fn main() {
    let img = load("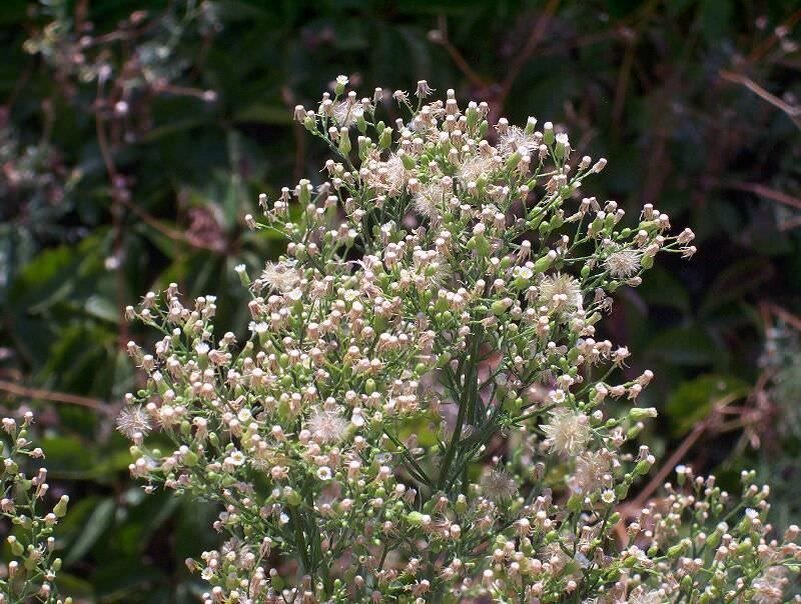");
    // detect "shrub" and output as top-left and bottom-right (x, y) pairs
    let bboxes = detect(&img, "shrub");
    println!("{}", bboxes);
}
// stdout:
(119, 80), (800, 602)
(1, 413), (70, 604)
